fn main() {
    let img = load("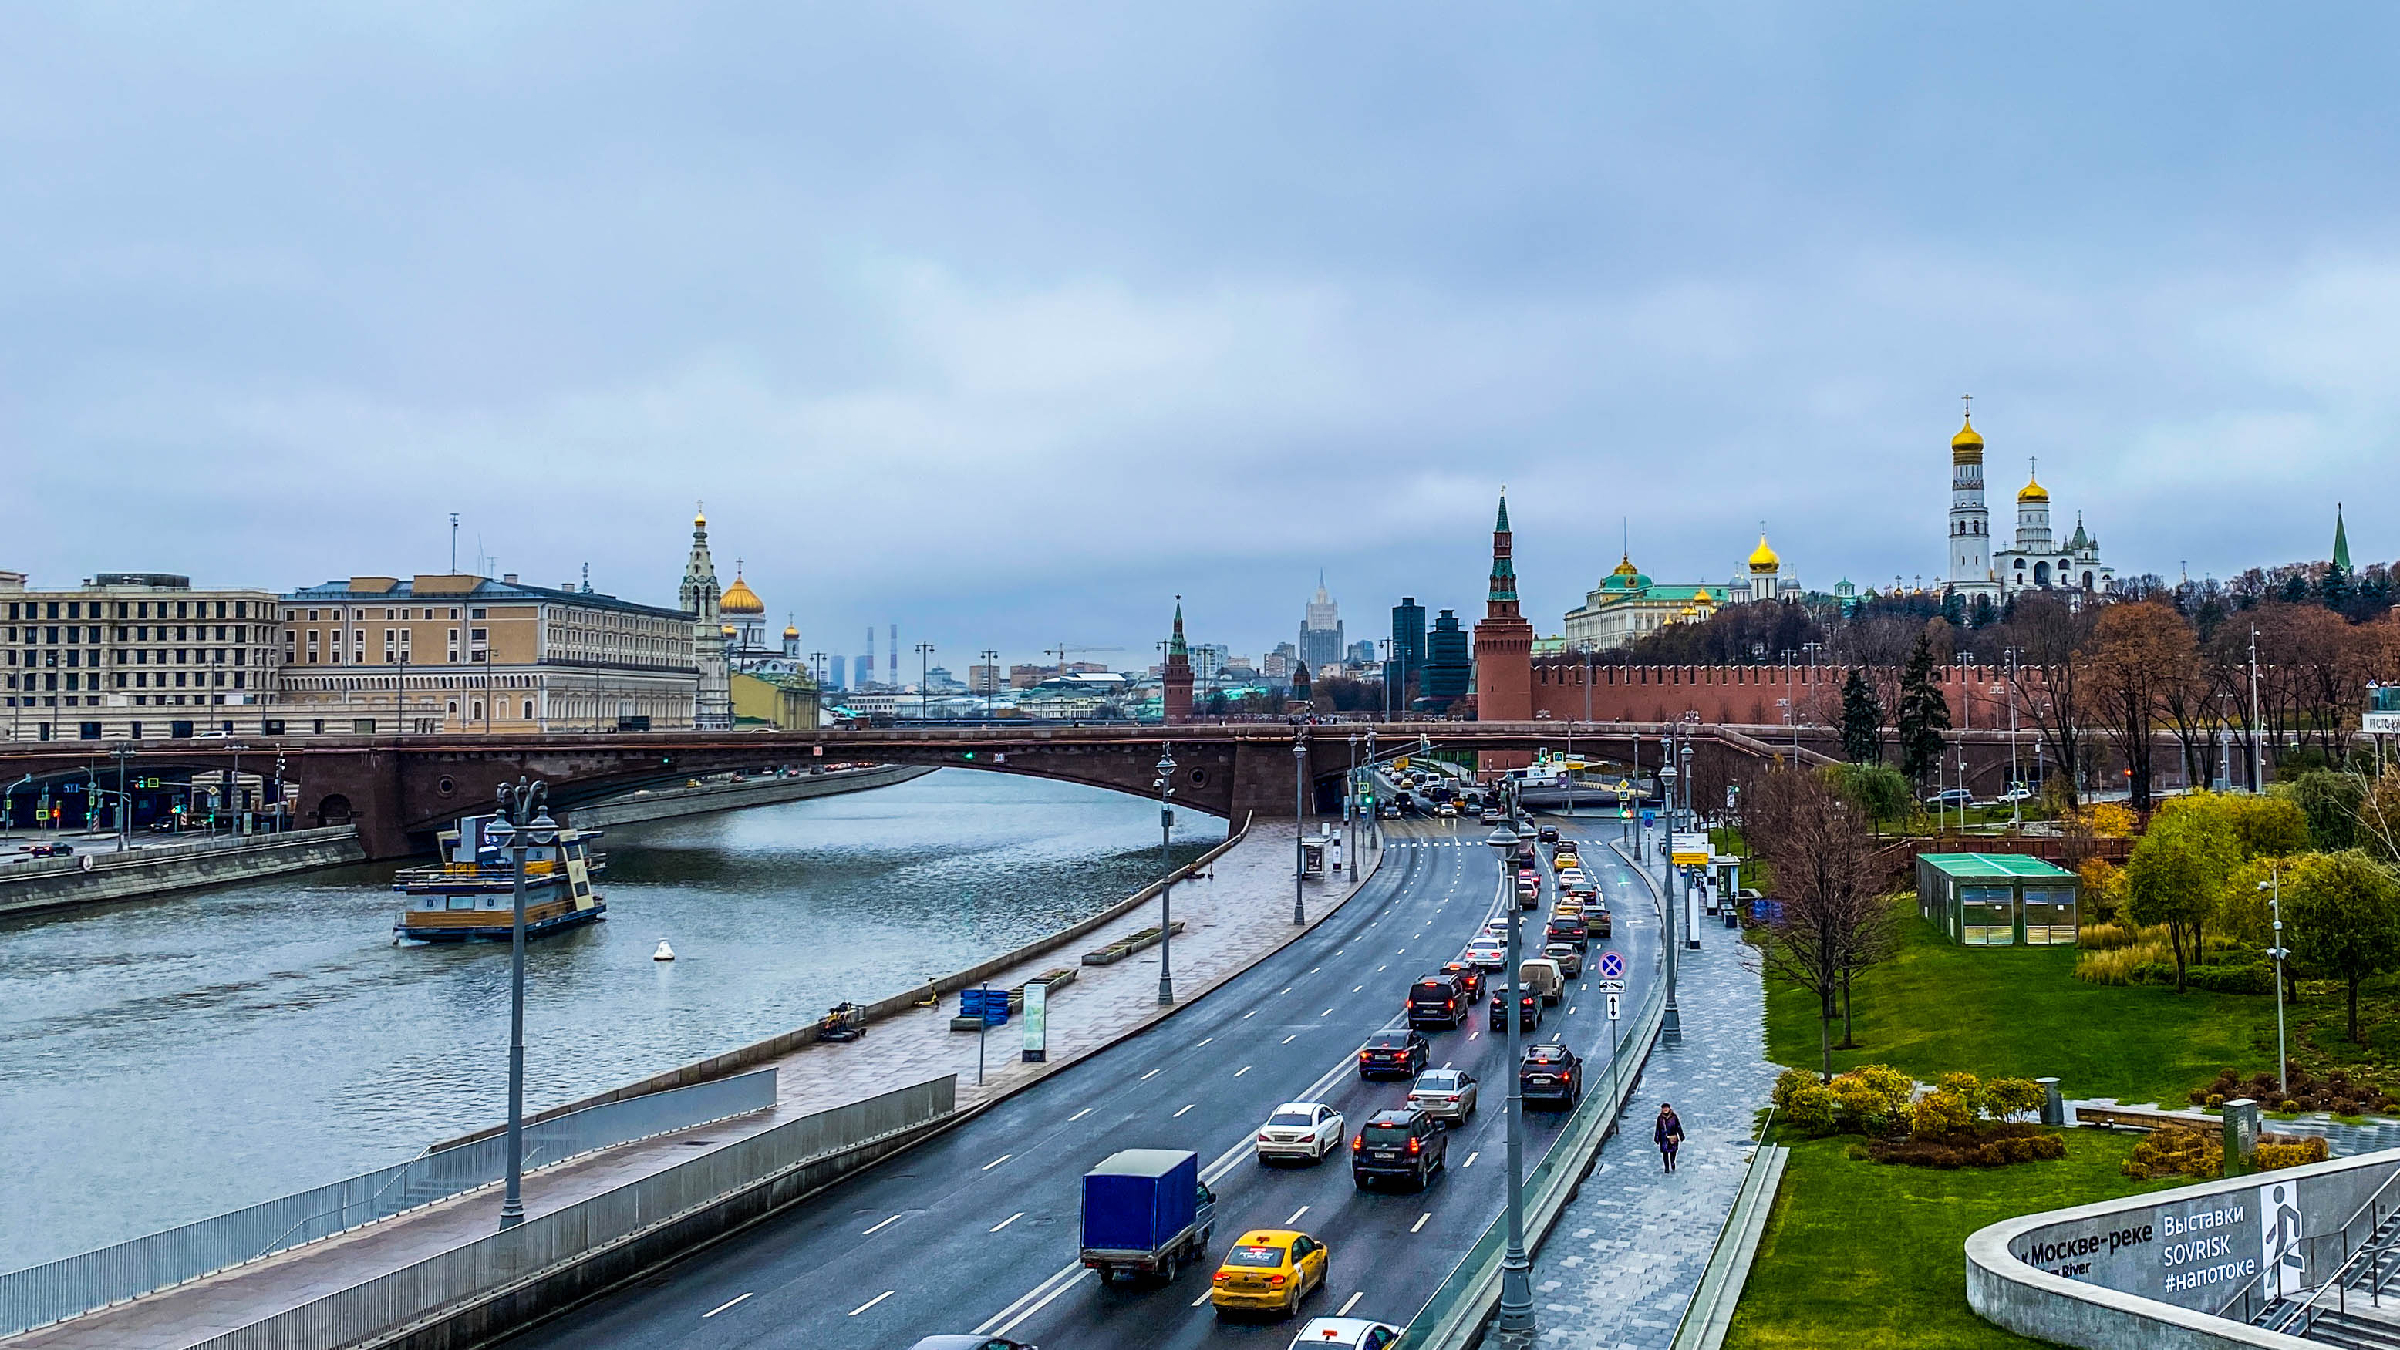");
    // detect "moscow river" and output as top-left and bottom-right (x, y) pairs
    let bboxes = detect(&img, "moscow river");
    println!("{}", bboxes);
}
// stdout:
(0, 770), (1213, 1271)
